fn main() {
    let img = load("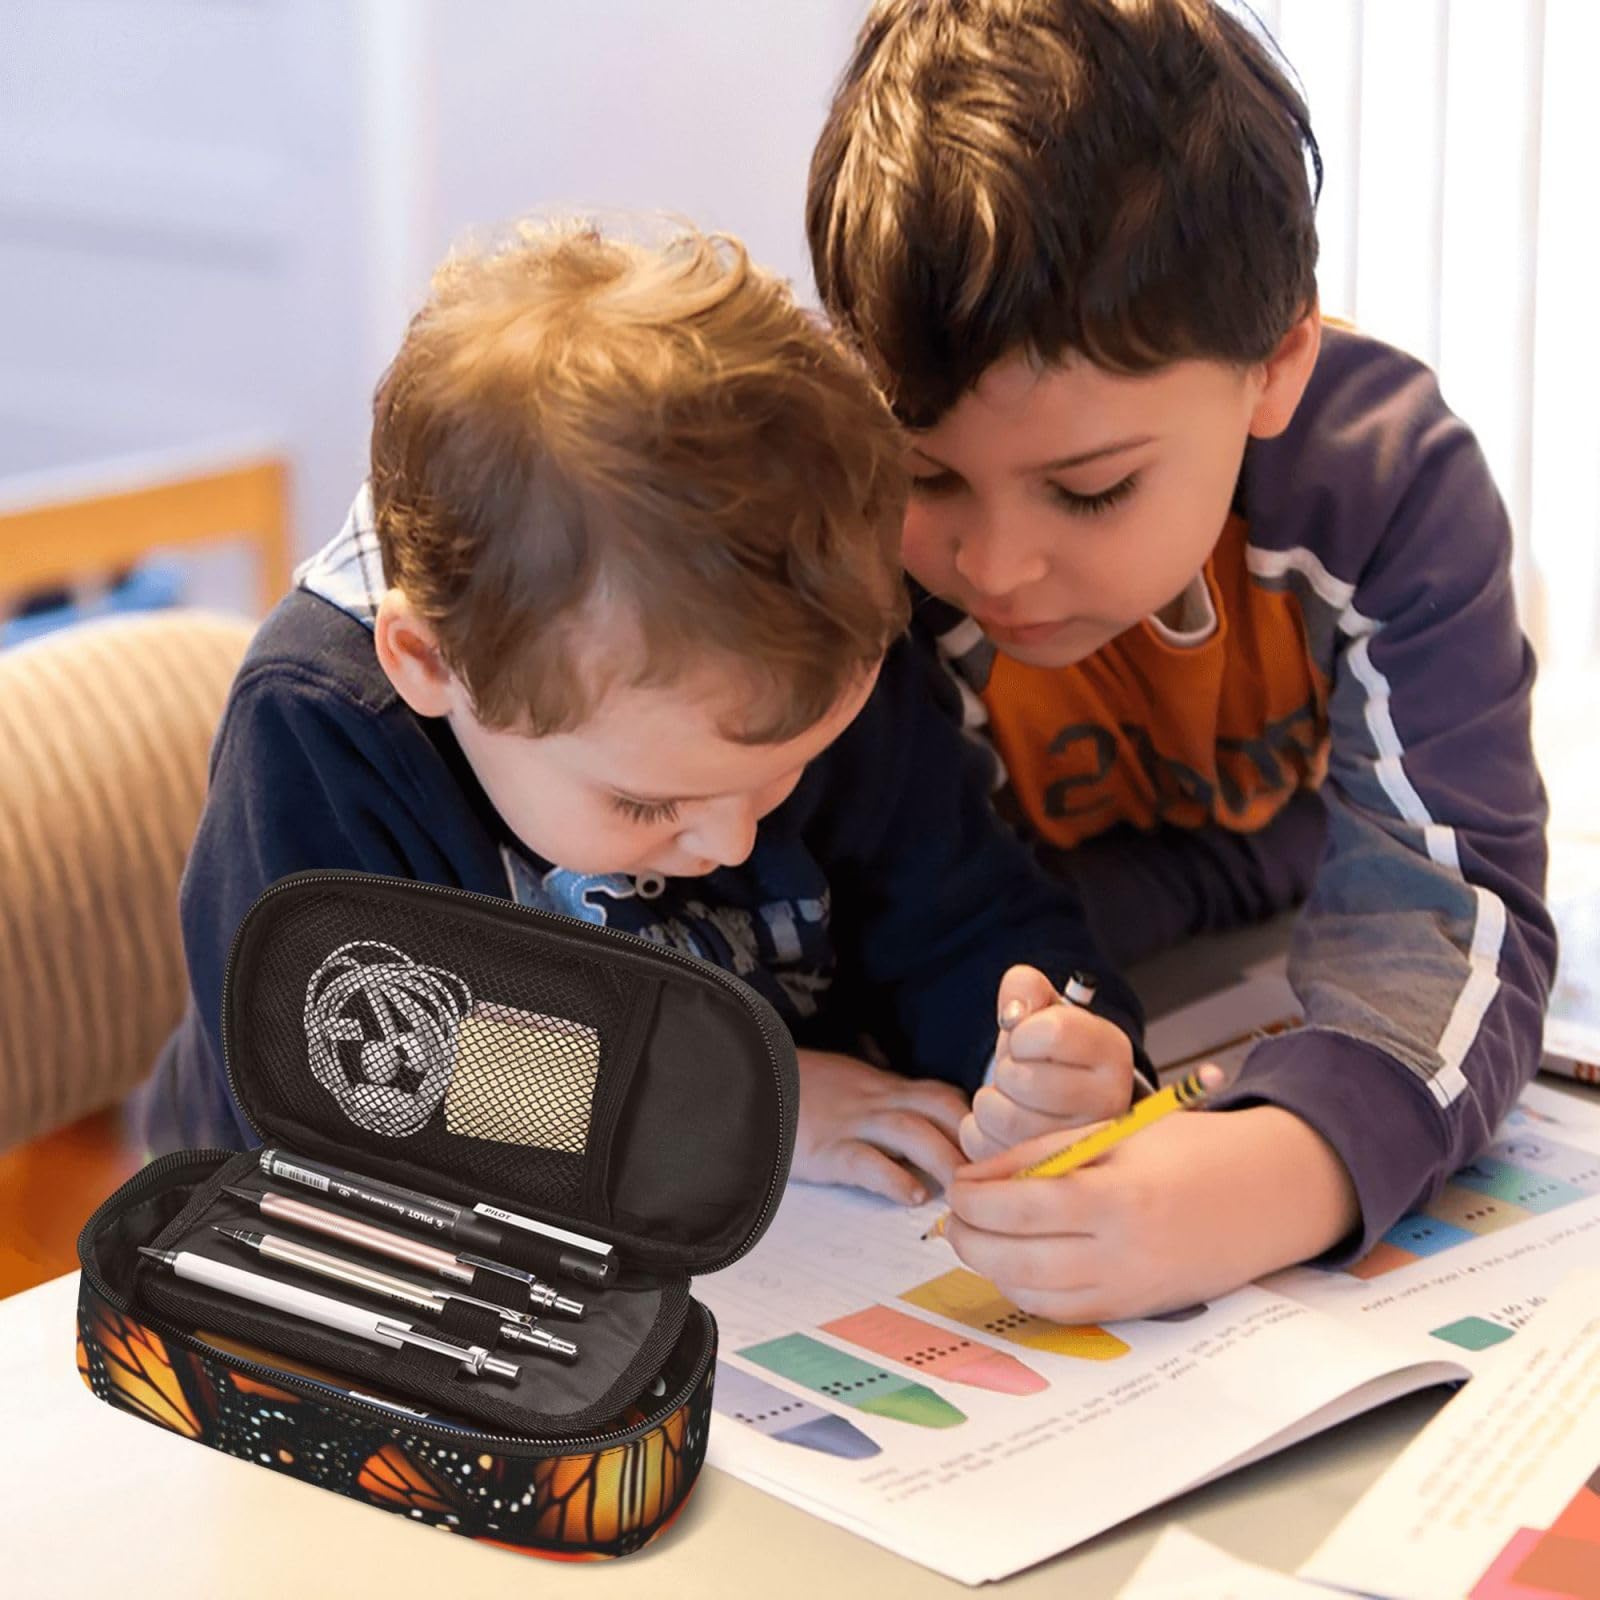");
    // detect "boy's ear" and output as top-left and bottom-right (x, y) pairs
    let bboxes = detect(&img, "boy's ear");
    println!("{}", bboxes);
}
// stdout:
(373, 589), (457, 718)
(1247, 307), (1322, 440)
